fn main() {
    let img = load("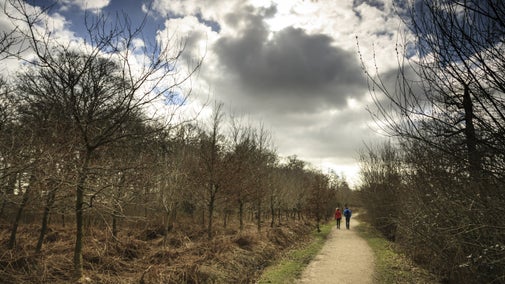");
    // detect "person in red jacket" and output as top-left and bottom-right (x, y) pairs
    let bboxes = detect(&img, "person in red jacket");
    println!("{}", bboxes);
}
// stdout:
(334, 208), (342, 229)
